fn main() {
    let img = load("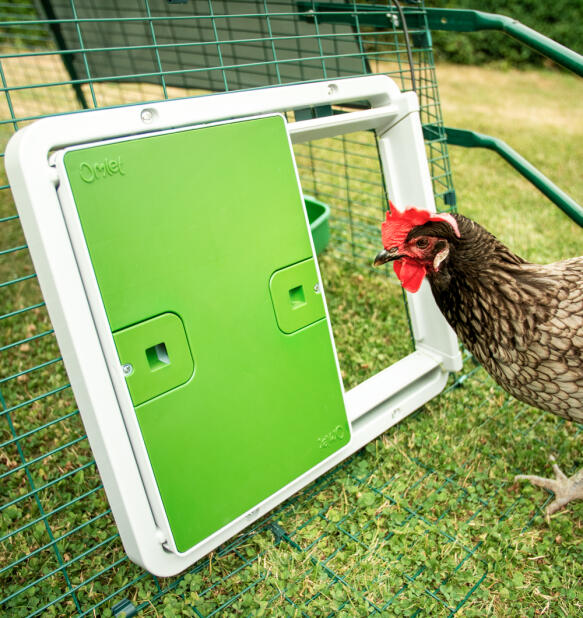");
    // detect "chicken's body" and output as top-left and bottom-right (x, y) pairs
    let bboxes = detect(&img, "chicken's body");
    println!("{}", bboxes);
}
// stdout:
(375, 206), (583, 514)
(427, 214), (583, 424)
